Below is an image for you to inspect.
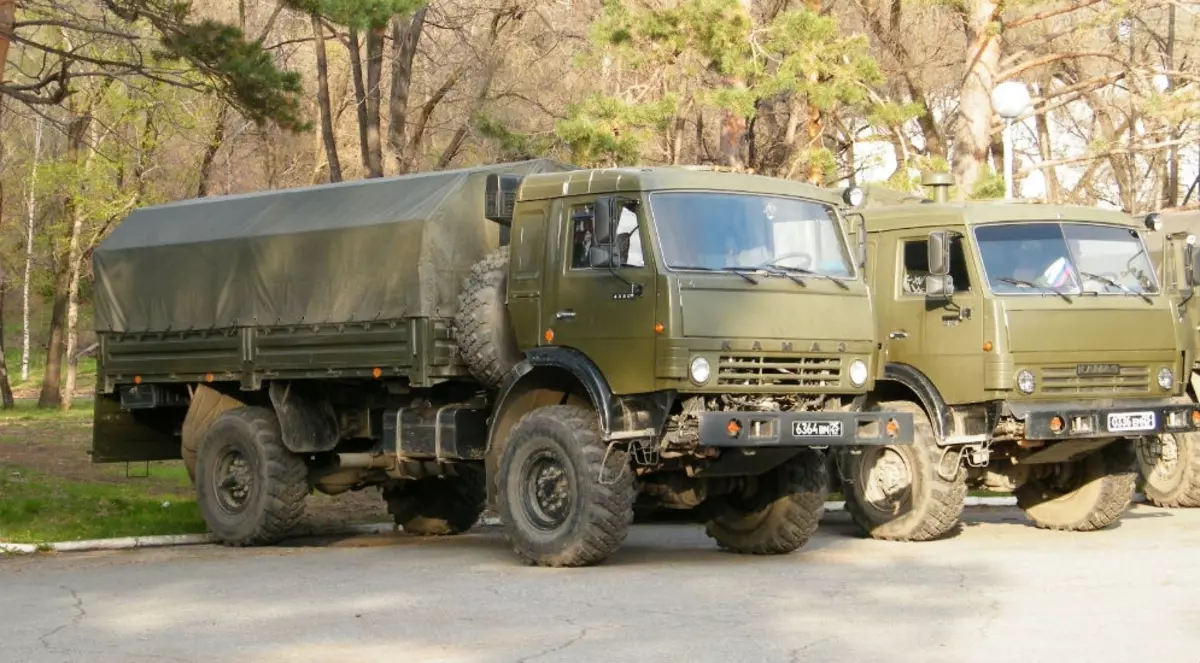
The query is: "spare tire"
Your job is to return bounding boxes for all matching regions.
[454,246,522,388]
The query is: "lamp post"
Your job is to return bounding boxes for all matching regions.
[991,81,1031,199]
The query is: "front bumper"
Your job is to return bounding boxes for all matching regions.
[698,410,914,448]
[1022,402,1200,440]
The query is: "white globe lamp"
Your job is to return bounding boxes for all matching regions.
[991,81,1030,200]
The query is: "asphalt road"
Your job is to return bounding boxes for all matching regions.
[2,505,1198,663]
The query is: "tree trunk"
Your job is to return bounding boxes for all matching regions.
[196,109,226,197]
[0,0,14,78]
[38,112,91,409]
[0,270,13,410]
[312,13,342,183]
[1163,2,1179,208]
[718,0,754,169]
[22,114,41,382]
[348,26,370,172]
[364,26,385,177]
[951,0,1002,198]
[1034,99,1060,203]
[61,119,98,411]
[387,8,427,174]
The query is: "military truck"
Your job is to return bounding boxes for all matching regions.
[1139,207,1200,508]
[826,173,1198,540]
[90,160,913,567]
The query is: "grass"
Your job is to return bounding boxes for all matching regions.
[0,465,206,544]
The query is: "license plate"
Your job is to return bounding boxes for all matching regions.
[1106,411,1155,433]
[793,420,844,438]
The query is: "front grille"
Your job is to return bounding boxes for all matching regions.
[1040,364,1150,395]
[717,355,843,389]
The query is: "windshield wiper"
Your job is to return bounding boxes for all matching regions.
[1079,271,1152,303]
[672,265,759,284]
[998,276,1073,303]
[762,265,851,290]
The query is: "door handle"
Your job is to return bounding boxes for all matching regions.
[556,309,576,320]
[888,330,908,339]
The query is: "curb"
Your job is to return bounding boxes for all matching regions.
[2,494,1148,557]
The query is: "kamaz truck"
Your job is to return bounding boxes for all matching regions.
[827,173,1197,540]
[89,160,913,567]
[1141,207,1200,508]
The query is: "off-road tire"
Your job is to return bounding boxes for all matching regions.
[1136,413,1200,508]
[383,465,487,535]
[703,449,827,555]
[180,384,245,484]
[1015,439,1137,531]
[842,400,966,541]
[496,405,635,567]
[195,406,309,546]
[454,247,522,388]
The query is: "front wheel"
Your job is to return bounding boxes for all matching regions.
[703,449,827,555]
[194,406,309,546]
[1015,440,1137,531]
[1136,432,1200,508]
[841,400,966,541]
[496,405,636,567]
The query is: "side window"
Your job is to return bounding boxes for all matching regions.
[901,236,971,295]
[569,201,644,270]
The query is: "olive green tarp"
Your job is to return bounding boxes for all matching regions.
[93,159,577,333]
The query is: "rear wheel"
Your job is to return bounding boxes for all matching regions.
[1136,432,1200,508]
[841,400,966,541]
[703,449,827,555]
[195,406,309,546]
[1015,440,1137,531]
[496,405,636,567]
[383,466,487,535]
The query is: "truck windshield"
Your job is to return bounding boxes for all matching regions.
[649,191,853,277]
[974,222,1159,295]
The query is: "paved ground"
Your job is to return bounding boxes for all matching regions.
[2,505,1198,663]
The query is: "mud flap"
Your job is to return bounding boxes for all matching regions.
[181,384,245,484]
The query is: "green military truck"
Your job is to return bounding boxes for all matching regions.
[825,173,1198,540]
[1141,207,1200,507]
[90,160,913,567]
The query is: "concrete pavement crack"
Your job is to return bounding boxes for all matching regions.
[516,627,589,663]
[38,584,86,649]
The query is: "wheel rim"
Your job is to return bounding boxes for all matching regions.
[213,448,254,514]
[520,449,572,531]
[859,447,913,512]
[1136,435,1181,485]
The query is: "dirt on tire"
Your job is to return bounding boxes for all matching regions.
[454,246,522,388]
[1015,439,1137,531]
[704,448,827,555]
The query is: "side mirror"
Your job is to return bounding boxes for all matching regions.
[484,174,522,225]
[1187,243,1200,287]
[846,212,866,269]
[592,196,619,246]
[925,274,954,298]
[928,230,950,276]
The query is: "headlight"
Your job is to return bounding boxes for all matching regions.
[842,186,865,207]
[1158,367,1174,391]
[848,359,869,387]
[1016,369,1036,394]
[690,357,711,385]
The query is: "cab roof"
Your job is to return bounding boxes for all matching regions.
[517,166,845,206]
[859,199,1136,234]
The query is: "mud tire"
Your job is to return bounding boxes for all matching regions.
[383,465,488,535]
[842,400,966,541]
[704,449,827,555]
[195,406,309,546]
[454,246,522,388]
[1136,422,1200,508]
[496,405,635,567]
[1015,439,1137,531]
[180,385,245,484]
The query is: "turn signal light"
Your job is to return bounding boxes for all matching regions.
[654,322,664,334]
[983,341,993,352]
[1049,416,1064,433]
[726,419,741,437]
[544,329,554,343]
[1192,410,1200,427]
[372,367,382,379]
[885,419,899,437]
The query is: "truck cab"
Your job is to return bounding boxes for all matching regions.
[90,162,913,567]
[833,173,1198,540]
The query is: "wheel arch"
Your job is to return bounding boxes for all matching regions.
[876,363,951,440]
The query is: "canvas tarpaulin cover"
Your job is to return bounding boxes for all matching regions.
[93,159,576,333]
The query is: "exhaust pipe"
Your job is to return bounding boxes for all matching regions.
[921,172,954,203]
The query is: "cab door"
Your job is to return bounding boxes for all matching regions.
[880,230,985,399]
[542,196,658,395]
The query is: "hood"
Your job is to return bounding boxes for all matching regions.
[678,283,873,341]
[1005,307,1177,353]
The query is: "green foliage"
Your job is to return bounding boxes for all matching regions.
[555,95,678,167]
[971,166,1006,199]
[474,114,557,161]
[290,0,426,29]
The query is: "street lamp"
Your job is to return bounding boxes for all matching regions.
[991,80,1031,199]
